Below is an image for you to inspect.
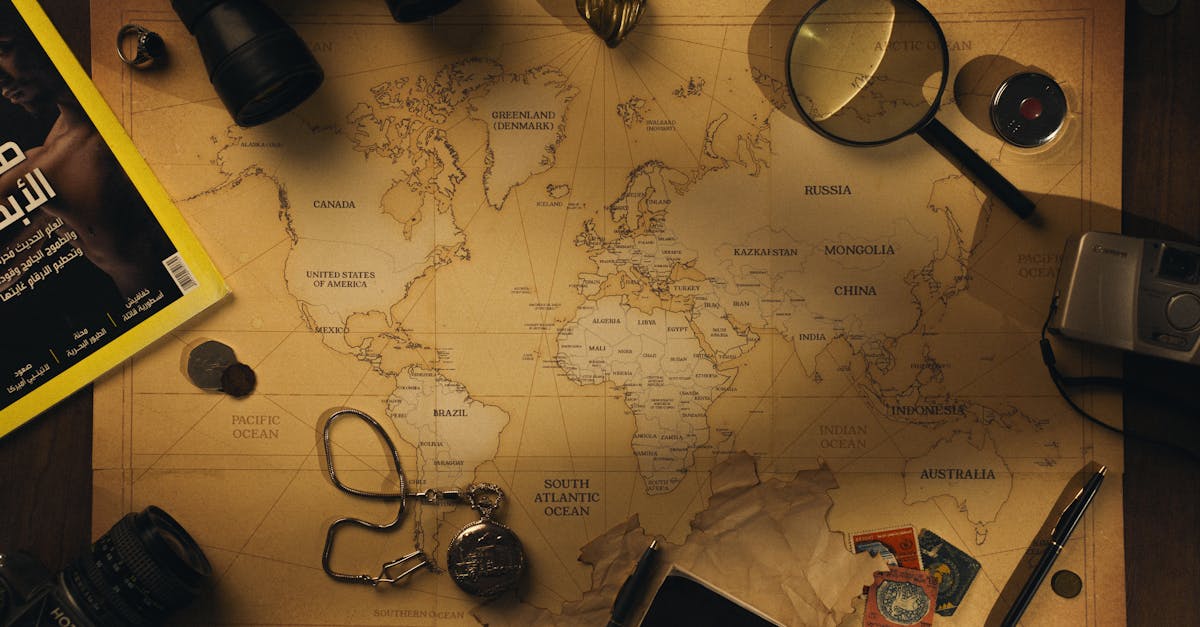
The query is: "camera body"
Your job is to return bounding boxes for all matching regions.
[0,507,210,627]
[0,552,96,627]
[1049,231,1200,364]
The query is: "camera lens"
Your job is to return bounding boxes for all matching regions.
[173,0,324,126]
[1158,246,1199,283]
[59,506,211,627]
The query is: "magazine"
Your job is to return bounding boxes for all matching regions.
[0,0,226,436]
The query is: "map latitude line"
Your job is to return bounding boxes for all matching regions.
[92,3,1122,624]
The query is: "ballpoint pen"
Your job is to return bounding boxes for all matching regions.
[1001,465,1107,627]
[608,539,659,627]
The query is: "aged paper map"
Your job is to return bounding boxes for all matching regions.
[92,0,1125,624]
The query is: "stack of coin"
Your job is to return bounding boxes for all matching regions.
[185,340,256,398]
[577,0,646,47]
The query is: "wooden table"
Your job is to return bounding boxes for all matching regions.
[2,1,1197,624]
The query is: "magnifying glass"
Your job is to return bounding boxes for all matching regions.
[786,0,1035,219]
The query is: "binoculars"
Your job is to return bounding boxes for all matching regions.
[172,0,460,126]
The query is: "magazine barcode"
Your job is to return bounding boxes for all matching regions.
[163,252,199,293]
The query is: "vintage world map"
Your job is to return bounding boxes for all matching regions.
[92,0,1126,624]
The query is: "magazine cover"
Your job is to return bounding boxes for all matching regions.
[0,0,226,436]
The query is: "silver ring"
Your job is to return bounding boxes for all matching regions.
[116,24,165,68]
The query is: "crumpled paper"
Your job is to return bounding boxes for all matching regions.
[475,452,884,625]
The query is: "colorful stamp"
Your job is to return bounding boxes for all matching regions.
[865,567,938,627]
[852,526,923,570]
[918,529,981,616]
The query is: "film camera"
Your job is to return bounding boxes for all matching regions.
[0,507,210,627]
[1049,232,1200,364]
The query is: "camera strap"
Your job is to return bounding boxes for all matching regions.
[1041,297,1199,463]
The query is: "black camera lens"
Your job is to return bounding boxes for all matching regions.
[59,506,211,627]
[173,0,324,126]
[1158,246,1199,283]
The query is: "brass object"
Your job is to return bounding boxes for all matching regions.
[577,0,646,47]
[446,484,526,598]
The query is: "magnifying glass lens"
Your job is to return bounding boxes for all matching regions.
[785,0,1036,218]
[787,0,946,145]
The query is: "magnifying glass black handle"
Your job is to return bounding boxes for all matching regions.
[918,119,1036,219]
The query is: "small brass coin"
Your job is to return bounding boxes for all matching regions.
[186,340,236,390]
[1051,569,1083,598]
[220,362,257,398]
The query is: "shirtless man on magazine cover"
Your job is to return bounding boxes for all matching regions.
[0,3,176,299]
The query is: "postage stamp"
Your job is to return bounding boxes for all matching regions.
[918,529,982,616]
[865,567,938,627]
[851,525,923,570]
